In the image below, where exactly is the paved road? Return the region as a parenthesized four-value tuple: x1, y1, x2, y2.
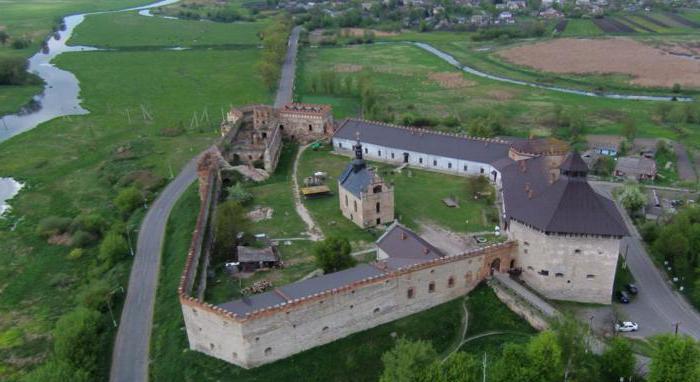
(110, 26, 301, 382)
(110, 157, 198, 382)
(274, 26, 301, 108)
(591, 182, 700, 339)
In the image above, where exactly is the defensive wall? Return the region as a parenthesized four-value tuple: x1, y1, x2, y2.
(178, 152, 515, 368)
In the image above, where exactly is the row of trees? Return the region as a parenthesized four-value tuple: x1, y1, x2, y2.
(305, 70, 380, 119)
(381, 317, 700, 382)
(258, 16, 293, 90)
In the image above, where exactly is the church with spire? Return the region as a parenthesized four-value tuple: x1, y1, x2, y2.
(338, 138, 394, 228)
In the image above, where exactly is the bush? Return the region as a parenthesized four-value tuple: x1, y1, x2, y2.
(10, 37, 31, 49)
(71, 230, 97, 248)
(36, 216, 73, 238)
(76, 279, 114, 311)
(21, 360, 90, 382)
(98, 231, 129, 265)
(0, 57, 29, 85)
(227, 182, 253, 205)
(113, 186, 143, 216)
(67, 248, 84, 260)
(70, 213, 108, 236)
(640, 221, 660, 243)
(53, 307, 103, 374)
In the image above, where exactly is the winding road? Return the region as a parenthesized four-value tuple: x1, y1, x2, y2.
(109, 26, 302, 382)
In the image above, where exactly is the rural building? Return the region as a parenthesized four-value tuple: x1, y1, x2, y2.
(220, 103, 334, 172)
(615, 156, 657, 180)
(236, 246, 280, 273)
(587, 135, 622, 157)
(338, 138, 395, 227)
(539, 7, 564, 18)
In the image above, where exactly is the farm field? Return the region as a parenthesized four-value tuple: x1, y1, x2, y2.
(560, 19, 603, 36)
(0, 12, 271, 379)
(299, 43, 697, 147)
(497, 37, 700, 88)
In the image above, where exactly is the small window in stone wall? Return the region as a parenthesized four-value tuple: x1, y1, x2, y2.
(555, 273, 564, 278)
(480, 168, 484, 174)
(391, 153, 395, 159)
(464, 272, 472, 282)
(322, 326, 329, 332)
(233, 352, 238, 359)
(378, 150, 382, 156)
(265, 347, 272, 356)
(524, 249, 528, 254)
(365, 148, 368, 154)
(527, 266, 534, 271)
(448, 162, 452, 169)
(428, 282, 436, 293)
(574, 249, 582, 254)
(338, 142, 342, 148)
(210, 343, 215, 350)
(586, 274, 596, 279)
(448, 277, 455, 288)
(524, 241, 529, 246)
(539, 270, 549, 276)
(407, 288, 415, 299)
(433, 160, 437, 166)
(464, 165, 468, 171)
(419, 158, 423, 164)
(374, 307, 380, 313)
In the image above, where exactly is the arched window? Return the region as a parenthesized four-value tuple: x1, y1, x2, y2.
(353, 200, 357, 212)
(376, 202, 381, 213)
(448, 277, 455, 288)
(264, 347, 272, 356)
(407, 288, 415, 299)
(373, 185, 382, 193)
(428, 282, 435, 293)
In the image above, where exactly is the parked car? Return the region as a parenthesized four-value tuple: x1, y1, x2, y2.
(618, 290, 630, 304)
(626, 283, 638, 295)
(615, 321, 639, 332)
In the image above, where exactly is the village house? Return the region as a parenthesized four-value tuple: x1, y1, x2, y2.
(615, 156, 657, 180)
(507, 0, 527, 10)
(496, 11, 515, 24)
(539, 7, 564, 18)
(587, 135, 622, 157)
(236, 246, 281, 273)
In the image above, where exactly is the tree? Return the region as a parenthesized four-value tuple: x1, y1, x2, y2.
(648, 334, 700, 382)
(592, 156, 615, 177)
(619, 184, 645, 216)
(98, 230, 128, 265)
(113, 186, 143, 216)
(313, 236, 356, 273)
(213, 200, 249, 259)
(526, 331, 564, 382)
(380, 338, 437, 382)
(653, 230, 689, 268)
(600, 337, 635, 382)
(622, 115, 637, 142)
(53, 307, 103, 374)
(420, 352, 480, 382)
(0, 31, 9, 45)
(550, 315, 590, 381)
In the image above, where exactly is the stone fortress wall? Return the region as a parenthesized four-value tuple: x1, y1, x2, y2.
(179, 146, 514, 369)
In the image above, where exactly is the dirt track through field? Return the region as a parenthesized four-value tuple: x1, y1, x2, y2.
(498, 38, 700, 88)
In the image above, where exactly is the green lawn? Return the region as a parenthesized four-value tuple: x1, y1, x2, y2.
(0, 84, 42, 116)
(0, 28, 270, 379)
(296, 145, 496, 245)
(69, 10, 268, 48)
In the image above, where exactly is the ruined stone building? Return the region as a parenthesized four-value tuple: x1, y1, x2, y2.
(220, 103, 334, 172)
(338, 139, 394, 228)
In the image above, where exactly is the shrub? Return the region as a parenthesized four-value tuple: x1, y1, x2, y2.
(67, 248, 84, 260)
(10, 37, 30, 49)
(313, 236, 356, 273)
(53, 307, 103, 374)
(98, 231, 129, 265)
(0, 57, 29, 85)
(640, 221, 660, 243)
(71, 230, 97, 248)
(36, 216, 72, 238)
(70, 213, 108, 236)
(76, 279, 113, 311)
(213, 201, 249, 259)
(21, 360, 90, 382)
(113, 186, 143, 215)
(227, 182, 253, 205)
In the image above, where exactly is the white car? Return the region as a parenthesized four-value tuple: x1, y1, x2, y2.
(615, 321, 639, 332)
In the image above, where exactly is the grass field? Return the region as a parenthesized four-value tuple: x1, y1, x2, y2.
(299, 42, 696, 149)
(69, 10, 267, 48)
(296, 145, 496, 245)
(0, 10, 271, 378)
(561, 19, 603, 36)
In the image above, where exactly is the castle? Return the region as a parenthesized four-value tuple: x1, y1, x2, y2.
(220, 103, 334, 172)
(179, 106, 628, 369)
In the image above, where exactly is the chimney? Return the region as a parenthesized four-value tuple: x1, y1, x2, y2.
(528, 189, 534, 199)
(549, 172, 556, 184)
(401, 231, 407, 240)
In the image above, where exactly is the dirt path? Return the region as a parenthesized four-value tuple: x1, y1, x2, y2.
(292, 144, 324, 241)
(441, 298, 470, 363)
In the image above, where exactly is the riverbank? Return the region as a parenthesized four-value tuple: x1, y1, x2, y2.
(0, 8, 271, 378)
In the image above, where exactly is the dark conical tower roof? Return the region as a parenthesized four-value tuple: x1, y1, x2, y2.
(559, 152, 588, 178)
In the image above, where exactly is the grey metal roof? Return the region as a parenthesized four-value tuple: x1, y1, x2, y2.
(218, 290, 286, 316)
(334, 119, 511, 165)
(377, 223, 444, 261)
(237, 246, 278, 263)
(615, 156, 656, 176)
(500, 155, 628, 237)
(338, 162, 373, 198)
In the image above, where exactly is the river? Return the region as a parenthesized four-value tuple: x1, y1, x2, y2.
(0, 178, 23, 216)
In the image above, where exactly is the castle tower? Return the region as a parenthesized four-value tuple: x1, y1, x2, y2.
(338, 137, 394, 228)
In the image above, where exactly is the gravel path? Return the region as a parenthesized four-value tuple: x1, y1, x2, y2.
(291, 144, 324, 241)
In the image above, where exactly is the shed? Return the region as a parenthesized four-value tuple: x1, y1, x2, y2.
(614, 156, 657, 180)
(237, 246, 280, 272)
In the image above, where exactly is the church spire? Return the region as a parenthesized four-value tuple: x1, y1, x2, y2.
(352, 132, 366, 172)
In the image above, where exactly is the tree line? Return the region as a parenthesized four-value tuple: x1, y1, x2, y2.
(258, 16, 293, 90)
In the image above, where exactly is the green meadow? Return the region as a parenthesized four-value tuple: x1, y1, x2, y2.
(0, 11, 271, 379)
